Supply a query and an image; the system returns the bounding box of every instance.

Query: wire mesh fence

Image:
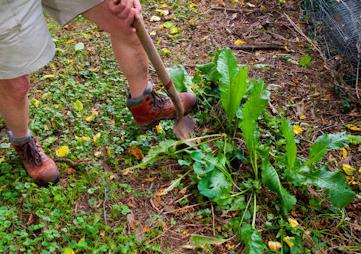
[302,0,361,90]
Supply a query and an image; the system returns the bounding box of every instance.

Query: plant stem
[254,151,258,180]
[240,194,253,228]
[252,193,257,228]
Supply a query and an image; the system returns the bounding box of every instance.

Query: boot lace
[18,137,43,167]
[149,91,169,112]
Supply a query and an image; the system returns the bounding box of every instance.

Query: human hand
[106,0,142,32]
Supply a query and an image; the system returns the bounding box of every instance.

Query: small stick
[230,44,285,51]
[211,203,216,236]
[163,203,205,215]
[210,7,254,14]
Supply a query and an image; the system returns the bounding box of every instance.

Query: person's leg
[0,75,30,138]
[83,3,148,98]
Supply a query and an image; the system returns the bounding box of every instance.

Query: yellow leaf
[268,241,282,251]
[234,39,247,45]
[100,230,105,237]
[343,164,356,175]
[32,98,40,108]
[94,151,102,157]
[155,124,163,134]
[56,146,70,158]
[66,39,75,44]
[226,242,235,250]
[43,74,56,80]
[76,136,91,143]
[283,236,295,248]
[293,125,304,135]
[299,114,306,120]
[288,218,299,228]
[63,247,75,254]
[85,110,99,122]
[150,31,157,36]
[161,48,171,54]
[341,148,348,159]
[345,124,361,132]
[93,132,101,143]
[129,146,143,160]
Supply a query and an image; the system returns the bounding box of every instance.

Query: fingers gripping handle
[133,18,185,120]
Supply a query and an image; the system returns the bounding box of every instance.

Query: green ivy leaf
[168,65,192,92]
[305,132,349,166]
[262,158,296,214]
[281,119,297,170]
[240,223,266,254]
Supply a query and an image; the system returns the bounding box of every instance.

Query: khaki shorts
[0,0,103,79]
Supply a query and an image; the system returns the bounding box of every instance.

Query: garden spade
[133,17,196,140]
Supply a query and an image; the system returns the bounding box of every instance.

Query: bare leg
[83,3,149,98]
[0,75,30,138]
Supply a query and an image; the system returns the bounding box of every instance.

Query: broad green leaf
[240,80,269,156]
[348,134,361,145]
[217,48,238,88]
[240,223,266,254]
[198,170,232,199]
[196,62,219,82]
[141,140,178,167]
[190,234,227,249]
[305,133,349,166]
[168,65,191,92]
[304,166,355,208]
[196,49,222,82]
[281,119,297,170]
[262,158,296,214]
[221,67,249,119]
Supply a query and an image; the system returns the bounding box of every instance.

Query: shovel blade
[173,115,196,141]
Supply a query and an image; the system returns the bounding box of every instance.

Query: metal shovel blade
[173,115,196,141]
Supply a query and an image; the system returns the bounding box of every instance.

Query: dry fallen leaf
[293,125,304,135]
[288,217,299,228]
[268,241,282,251]
[129,146,143,160]
[345,124,361,132]
[283,236,295,248]
[343,164,356,175]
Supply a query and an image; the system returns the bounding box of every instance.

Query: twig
[210,7,255,14]
[163,203,207,215]
[211,203,216,236]
[147,224,176,243]
[230,44,285,51]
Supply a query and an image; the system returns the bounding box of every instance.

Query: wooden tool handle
[134,18,184,119]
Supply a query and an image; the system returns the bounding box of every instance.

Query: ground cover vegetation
[0,0,360,253]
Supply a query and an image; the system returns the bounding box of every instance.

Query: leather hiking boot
[127,84,197,128]
[9,132,59,186]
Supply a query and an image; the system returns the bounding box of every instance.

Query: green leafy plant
[137,48,356,253]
